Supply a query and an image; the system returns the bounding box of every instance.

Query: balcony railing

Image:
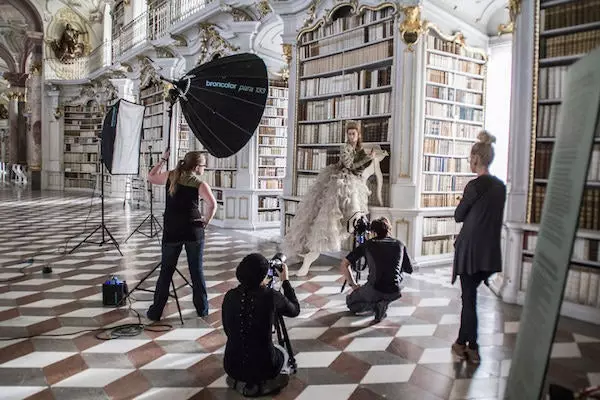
[44,57,90,81]
[88,40,112,72]
[171,0,213,25]
[113,11,149,59]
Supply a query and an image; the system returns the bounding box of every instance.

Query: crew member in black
[341,217,413,323]
[146,149,217,321]
[222,253,300,397]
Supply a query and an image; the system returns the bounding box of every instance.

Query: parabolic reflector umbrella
[171,53,269,158]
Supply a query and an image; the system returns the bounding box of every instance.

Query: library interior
[0,0,599,399]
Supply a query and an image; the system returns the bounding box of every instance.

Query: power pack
[102,276,128,306]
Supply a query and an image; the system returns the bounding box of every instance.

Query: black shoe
[146,308,161,322]
[373,301,388,323]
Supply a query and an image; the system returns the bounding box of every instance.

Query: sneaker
[451,342,467,359]
[373,301,388,323]
[465,347,481,364]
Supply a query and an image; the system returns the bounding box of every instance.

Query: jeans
[148,231,208,320]
[457,272,487,349]
[346,284,401,314]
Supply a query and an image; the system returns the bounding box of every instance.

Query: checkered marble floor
[0,188,599,400]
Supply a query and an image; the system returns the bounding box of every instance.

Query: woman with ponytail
[145,149,217,321]
[451,130,506,364]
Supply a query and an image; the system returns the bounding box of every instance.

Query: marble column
[7,92,18,164]
[27,61,43,190]
[4,72,29,168]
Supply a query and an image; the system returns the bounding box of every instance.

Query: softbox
[172,53,269,158]
[101,99,145,175]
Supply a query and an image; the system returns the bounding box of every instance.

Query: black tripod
[273,310,298,373]
[340,229,368,293]
[123,146,162,244]
[121,261,191,324]
[70,149,123,256]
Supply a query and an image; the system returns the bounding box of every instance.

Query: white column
[42,87,63,190]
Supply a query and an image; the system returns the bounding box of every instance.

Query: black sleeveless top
[162,171,204,243]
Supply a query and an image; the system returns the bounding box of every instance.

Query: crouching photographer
[341,217,413,323]
[222,253,300,397]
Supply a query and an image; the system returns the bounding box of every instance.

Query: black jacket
[452,174,506,284]
[222,280,300,384]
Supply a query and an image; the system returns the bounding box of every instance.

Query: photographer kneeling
[222,253,300,397]
[341,217,413,323]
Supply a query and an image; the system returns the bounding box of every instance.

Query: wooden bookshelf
[63,102,109,192]
[419,29,487,258]
[283,3,395,235]
[521,0,600,314]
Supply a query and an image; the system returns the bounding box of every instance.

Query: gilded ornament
[282,44,292,65]
[399,6,425,50]
[257,0,271,17]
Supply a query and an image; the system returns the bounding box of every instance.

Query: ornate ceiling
[428,0,510,36]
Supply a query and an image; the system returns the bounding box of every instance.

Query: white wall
[485,36,513,183]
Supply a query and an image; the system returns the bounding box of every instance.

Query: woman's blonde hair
[471,130,496,167]
[168,151,205,196]
[345,120,363,148]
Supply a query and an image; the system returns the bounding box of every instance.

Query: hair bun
[477,130,496,145]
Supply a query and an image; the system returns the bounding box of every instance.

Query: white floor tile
[0,291,37,299]
[386,306,416,317]
[361,364,416,384]
[156,328,214,341]
[589,372,600,386]
[0,316,54,327]
[418,298,451,307]
[439,314,461,325]
[1,351,76,368]
[207,375,228,388]
[332,316,373,328]
[0,386,47,400]
[289,327,329,340]
[396,324,438,337]
[309,275,341,282]
[12,278,58,286]
[295,384,357,400]
[53,368,135,387]
[315,286,343,295]
[573,333,600,343]
[419,348,456,364]
[294,351,341,368]
[504,321,520,334]
[501,359,511,378]
[83,339,150,354]
[21,299,74,308]
[61,308,111,318]
[141,353,209,369]
[134,388,203,400]
[45,285,92,293]
[345,337,393,352]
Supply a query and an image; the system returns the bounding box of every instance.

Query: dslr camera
[347,212,370,236]
[267,252,287,282]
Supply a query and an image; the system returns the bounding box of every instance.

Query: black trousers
[457,272,488,349]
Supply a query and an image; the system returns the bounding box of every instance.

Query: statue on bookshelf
[282,120,386,277]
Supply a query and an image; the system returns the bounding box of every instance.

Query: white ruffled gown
[282,144,372,257]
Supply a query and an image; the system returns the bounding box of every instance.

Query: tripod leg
[103,226,123,256]
[122,262,162,304]
[171,279,184,325]
[69,225,101,254]
[278,314,297,373]
[123,215,151,244]
[174,268,192,287]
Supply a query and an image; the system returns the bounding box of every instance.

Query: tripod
[70,148,123,256]
[340,229,368,293]
[274,310,297,374]
[123,146,162,244]
[122,261,191,324]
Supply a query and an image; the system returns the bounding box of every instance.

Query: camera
[267,252,287,278]
[348,212,369,236]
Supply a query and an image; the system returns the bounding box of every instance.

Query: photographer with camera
[222,253,300,397]
[341,217,413,323]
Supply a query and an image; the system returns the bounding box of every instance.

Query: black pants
[346,284,401,314]
[457,272,488,349]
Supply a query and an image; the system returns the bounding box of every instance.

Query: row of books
[423,156,471,173]
[423,138,473,155]
[422,237,455,256]
[424,120,482,139]
[260,117,286,127]
[425,101,484,122]
[427,53,483,75]
[64,163,98,173]
[206,154,236,169]
[284,200,298,214]
[64,135,97,144]
[259,137,287,146]
[263,108,286,117]
[538,66,568,100]
[141,93,164,106]
[299,21,394,60]
[524,231,599,262]
[536,104,561,138]
[259,156,286,167]
[63,152,97,163]
[297,119,389,144]
[297,175,317,197]
[143,115,163,129]
[301,92,391,120]
[266,98,288,108]
[426,85,483,106]
[259,126,287,136]
[142,127,163,141]
[258,179,283,189]
[258,196,280,209]
[299,7,395,44]
[65,178,96,189]
[423,216,461,236]
[300,67,392,98]
[201,170,236,188]
[297,148,338,170]
[257,210,281,222]
[65,105,103,113]
[258,167,285,177]
[64,144,98,154]
[521,260,600,307]
[63,113,103,120]
[144,103,164,116]
[427,69,484,92]
[259,147,286,156]
[540,29,600,59]
[301,41,392,77]
[539,0,600,31]
[421,193,461,208]
[268,88,288,98]
[140,139,164,154]
[422,174,472,193]
[531,184,600,230]
[426,35,486,61]
[536,143,600,181]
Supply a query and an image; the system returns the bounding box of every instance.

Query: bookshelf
[502,0,600,322]
[63,102,110,193]
[419,29,487,259]
[282,3,395,237]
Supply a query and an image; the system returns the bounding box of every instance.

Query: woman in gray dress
[451,130,506,364]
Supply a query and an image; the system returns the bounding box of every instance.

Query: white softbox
[101,99,145,175]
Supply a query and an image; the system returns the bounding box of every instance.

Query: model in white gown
[282,123,373,276]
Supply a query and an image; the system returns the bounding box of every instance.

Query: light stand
[69,139,123,256]
[122,145,162,244]
[123,92,191,324]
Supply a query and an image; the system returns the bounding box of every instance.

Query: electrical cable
[0,258,35,283]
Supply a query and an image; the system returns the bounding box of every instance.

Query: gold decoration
[257,0,271,18]
[196,23,240,66]
[170,34,188,47]
[508,0,521,24]
[498,21,514,35]
[282,44,292,65]
[54,106,63,120]
[29,62,42,76]
[399,6,425,50]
